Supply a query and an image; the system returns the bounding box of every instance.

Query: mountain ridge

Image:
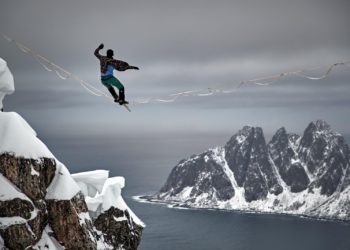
[144,120,350,221]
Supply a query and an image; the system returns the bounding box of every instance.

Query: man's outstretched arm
[94,43,104,59]
[112,60,139,71]
[128,65,139,70]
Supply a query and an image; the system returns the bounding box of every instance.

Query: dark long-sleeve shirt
[94,47,136,75]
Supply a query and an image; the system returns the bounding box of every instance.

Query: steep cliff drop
[0,58,144,249]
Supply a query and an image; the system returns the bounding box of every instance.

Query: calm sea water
[49,133,350,250]
[127,197,350,250]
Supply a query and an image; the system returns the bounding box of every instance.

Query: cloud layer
[1,0,349,176]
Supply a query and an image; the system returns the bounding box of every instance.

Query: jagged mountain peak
[268,126,309,193]
[298,120,349,196]
[150,120,350,221]
[304,120,333,136]
[275,127,287,135]
[269,128,300,152]
[237,125,263,134]
[241,125,254,131]
[234,125,254,139]
[313,119,331,130]
[224,125,283,202]
[299,120,348,176]
[226,126,264,148]
[270,127,288,144]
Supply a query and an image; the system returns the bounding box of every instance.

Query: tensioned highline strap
[1,32,349,105]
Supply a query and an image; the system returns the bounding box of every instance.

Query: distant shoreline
[133,195,350,225]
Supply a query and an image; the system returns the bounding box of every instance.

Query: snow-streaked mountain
[147,121,350,221]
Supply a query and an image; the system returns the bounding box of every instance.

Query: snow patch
[78,212,92,226]
[269,154,289,192]
[72,170,109,197]
[172,186,193,201]
[236,134,247,144]
[212,147,247,207]
[46,161,80,200]
[0,112,54,159]
[0,173,32,202]
[0,216,27,229]
[33,225,65,250]
[72,170,145,227]
[31,166,40,176]
[113,215,127,222]
[0,57,15,110]
[94,229,113,250]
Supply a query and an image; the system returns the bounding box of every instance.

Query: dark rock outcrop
[46,192,97,249]
[94,207,143,250]
[158,150,235,202]
[298,120,350,195]
[0,154,56,249]
[0,153,56,200]
[225,126,282,202]
[268,127,309,192]
[1,223,36,249]
[0,198,34,219]
[0,152,143,250]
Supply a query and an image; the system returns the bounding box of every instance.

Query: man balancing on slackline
[94,43,139,105]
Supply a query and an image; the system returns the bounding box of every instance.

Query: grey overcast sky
[1,0,350,182]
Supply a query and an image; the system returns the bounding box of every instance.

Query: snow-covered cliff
[146,121,350,221]
[0,59,144,249]
[0,57,14,111]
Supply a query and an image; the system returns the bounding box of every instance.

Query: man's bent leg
[118,88,129,105]
[112,79,128,104]
[110,77,124,90]
[119,88,125,102]
[102,76,127,104]
[107,86,119,101]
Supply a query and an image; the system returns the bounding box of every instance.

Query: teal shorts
[101,75,124,90]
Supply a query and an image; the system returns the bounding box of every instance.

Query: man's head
[107,49,114,58]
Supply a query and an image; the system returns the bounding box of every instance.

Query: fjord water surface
[127,196,350,250]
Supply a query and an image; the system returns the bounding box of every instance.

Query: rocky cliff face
[159,150,235,204]
[268,128,309,193]
[148,120,350,221]
[224,126,283,202]
[298,120,349,195]
[94,207,143,250]
[0,113,144,250]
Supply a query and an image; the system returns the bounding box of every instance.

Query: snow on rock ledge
[0,112,80,201]
[45,160,81,200]
[0,112,54,159]
[33,225,64,250]
[72,170,145,227]
[0,110,144,249]
[0,58,14,110]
